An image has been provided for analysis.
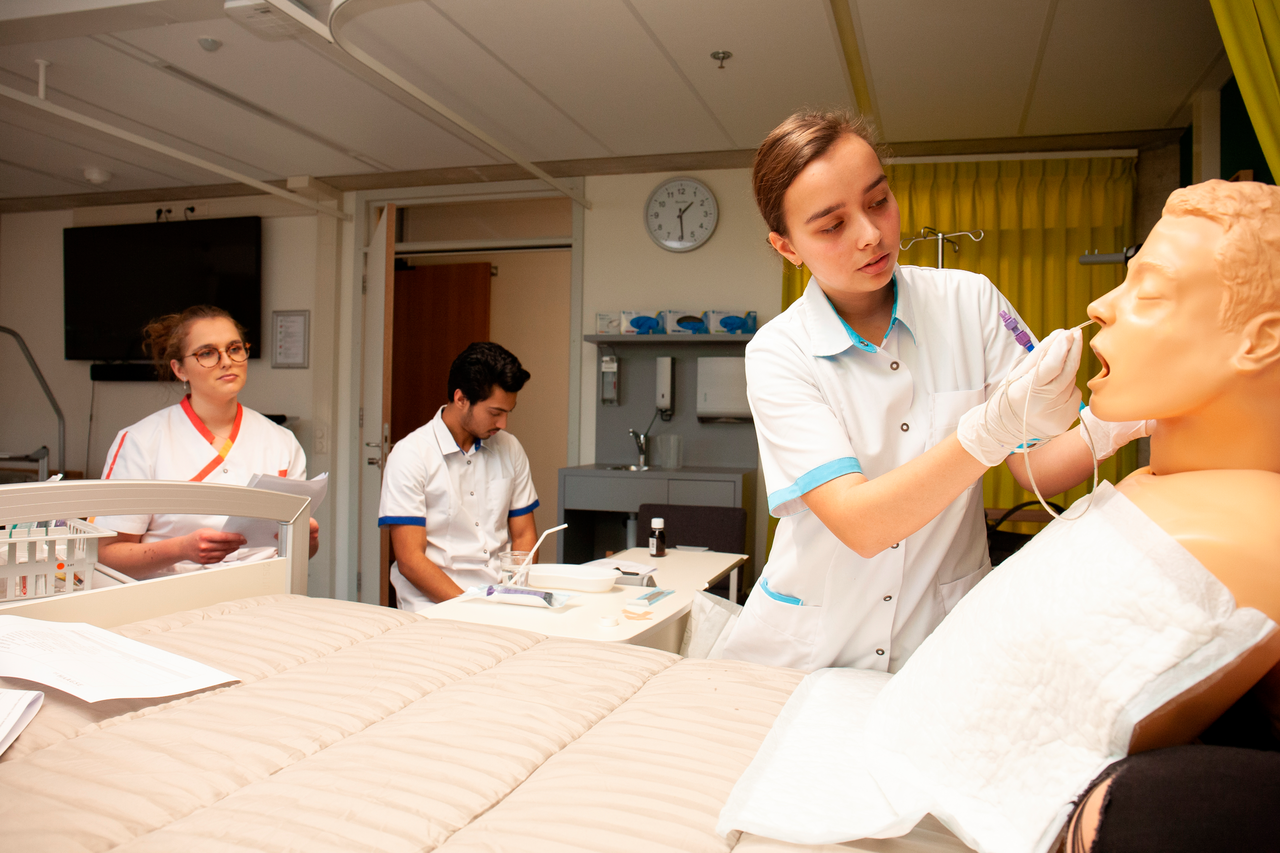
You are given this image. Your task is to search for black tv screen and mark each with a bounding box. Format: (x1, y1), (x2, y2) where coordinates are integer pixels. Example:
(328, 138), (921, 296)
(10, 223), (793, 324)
(63, 217), (262, 361)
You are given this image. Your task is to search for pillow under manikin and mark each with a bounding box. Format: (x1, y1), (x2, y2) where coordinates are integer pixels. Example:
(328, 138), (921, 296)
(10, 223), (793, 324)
(719, 481), (1275, 853)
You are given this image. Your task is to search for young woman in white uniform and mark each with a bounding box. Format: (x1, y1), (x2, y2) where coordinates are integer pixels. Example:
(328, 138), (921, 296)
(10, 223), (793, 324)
(721, 111), (1150, 672)
(96, 305), (320, 579)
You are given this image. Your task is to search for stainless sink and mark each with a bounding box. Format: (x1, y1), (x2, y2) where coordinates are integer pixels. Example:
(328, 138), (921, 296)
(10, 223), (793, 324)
(604, 465), (650, 471)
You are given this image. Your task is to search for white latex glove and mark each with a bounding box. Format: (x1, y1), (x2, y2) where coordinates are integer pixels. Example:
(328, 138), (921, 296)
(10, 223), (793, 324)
(957, 327), (1085, 466)
(1078, 406), (1154, 461)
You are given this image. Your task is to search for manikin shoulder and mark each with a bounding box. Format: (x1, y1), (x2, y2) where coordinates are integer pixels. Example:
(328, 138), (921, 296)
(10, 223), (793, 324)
(1116, 467), (1280, 620)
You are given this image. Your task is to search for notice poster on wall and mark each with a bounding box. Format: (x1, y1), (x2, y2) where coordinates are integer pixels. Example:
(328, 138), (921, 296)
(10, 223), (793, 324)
(272, 310), (309, 368)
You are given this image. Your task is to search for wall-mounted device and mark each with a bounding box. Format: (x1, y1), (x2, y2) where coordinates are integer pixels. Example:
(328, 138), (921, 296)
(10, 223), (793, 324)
(601, 354), (619, 405)
(696, 357), (751, 422)
(655, 356), (673, 420)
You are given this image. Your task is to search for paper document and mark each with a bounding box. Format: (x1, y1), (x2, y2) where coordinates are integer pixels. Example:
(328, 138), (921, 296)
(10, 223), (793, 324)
(0, 688), (43, 756)
(0, 616), (238, 703)
(221, 472), (327, 548)
(583, 558), (656, 576)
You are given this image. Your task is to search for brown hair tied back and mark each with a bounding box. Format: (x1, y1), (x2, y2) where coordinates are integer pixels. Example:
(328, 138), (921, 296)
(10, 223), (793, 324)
(142, 305), (246, 381)
(752, 108), (884, 237)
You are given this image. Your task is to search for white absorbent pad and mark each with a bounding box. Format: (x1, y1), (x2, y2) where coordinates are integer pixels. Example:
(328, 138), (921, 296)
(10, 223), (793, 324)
(719, 481), (1276, 853)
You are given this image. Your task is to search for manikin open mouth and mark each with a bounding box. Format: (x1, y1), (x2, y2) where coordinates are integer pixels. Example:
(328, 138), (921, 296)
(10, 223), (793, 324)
(1091, 347), (1110, 380)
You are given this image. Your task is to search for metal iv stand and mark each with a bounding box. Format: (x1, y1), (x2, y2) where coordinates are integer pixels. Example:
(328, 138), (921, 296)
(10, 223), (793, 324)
(0, 326), (65, 481)
(901, 227), (985, 268)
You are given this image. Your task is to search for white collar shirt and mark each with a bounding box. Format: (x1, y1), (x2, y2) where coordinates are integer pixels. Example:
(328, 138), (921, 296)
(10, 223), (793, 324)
(94, 400), (307, 577)
(378, 407), (538, 611)
(721, 265), (1033, 672)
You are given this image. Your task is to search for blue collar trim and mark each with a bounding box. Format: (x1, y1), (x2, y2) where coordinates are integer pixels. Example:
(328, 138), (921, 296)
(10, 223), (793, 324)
(827, 276), (900, 353)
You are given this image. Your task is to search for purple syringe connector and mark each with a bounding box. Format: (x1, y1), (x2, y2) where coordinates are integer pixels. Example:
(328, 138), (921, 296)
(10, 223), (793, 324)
(999, 309), (1035, 352)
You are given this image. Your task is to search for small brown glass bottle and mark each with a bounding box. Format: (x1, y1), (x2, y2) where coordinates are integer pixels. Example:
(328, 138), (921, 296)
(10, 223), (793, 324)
(649, 517), (666, 557)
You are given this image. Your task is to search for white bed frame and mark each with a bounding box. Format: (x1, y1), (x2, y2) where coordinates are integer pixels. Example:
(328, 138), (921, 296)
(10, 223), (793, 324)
(0, 480), (310, 628)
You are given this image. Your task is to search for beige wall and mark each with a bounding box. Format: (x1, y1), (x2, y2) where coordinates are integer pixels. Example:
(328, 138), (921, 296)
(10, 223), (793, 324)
(404, 249), (571, 560)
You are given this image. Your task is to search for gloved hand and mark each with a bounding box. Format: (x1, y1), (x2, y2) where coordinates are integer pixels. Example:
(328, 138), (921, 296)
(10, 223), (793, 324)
(957, 327), (1085, 467)
(1078, 406), (1154, 461)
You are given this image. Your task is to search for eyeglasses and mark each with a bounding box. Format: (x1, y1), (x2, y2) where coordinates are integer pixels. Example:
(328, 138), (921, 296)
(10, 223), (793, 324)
(184, 342), (250, 368)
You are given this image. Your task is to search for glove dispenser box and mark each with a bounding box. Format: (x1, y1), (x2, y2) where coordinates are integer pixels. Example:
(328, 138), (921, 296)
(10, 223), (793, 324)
(696, 357), (751, 423)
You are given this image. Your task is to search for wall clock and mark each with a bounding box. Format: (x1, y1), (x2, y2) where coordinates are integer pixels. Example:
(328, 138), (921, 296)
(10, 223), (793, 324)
(644, 177), (718, 252)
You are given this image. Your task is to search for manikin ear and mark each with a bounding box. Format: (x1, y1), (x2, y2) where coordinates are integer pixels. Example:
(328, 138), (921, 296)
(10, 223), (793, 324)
(768, 231), (804, 268)
(1232, 311), (1280, 374)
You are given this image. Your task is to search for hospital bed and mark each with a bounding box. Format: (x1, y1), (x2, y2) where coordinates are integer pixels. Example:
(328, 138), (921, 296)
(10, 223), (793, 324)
(0, 479), (971, 853)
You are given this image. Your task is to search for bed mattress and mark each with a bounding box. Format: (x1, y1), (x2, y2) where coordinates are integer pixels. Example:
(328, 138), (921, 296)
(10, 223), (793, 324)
(0, 594), (969, 853)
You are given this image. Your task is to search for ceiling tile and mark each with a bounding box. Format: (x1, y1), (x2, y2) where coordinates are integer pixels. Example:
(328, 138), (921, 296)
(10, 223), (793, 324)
(117, 17), (498, 172)
(630, 0), (851, 149)
(856, 0), (1050, 142)
(1024, 0), (1223, 135)
(427, 0), (736, 155)
(338, 2), (616, 162)
(0, 157), (89, 197)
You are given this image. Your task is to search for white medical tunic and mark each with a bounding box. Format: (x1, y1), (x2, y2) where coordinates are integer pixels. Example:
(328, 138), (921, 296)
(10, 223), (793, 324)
(721, 265), (1033, 673)
(378, 408), (539, 612)
(96, 397), (307, 577)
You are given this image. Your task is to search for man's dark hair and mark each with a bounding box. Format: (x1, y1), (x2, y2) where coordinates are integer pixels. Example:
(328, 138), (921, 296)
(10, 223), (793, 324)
(447, 342), (530, 404)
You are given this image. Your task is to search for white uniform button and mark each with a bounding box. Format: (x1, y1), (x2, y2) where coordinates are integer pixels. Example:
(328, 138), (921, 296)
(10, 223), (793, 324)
(470, 491), (474, 496)
(890, 361), (899, 370)
(891, 542), (900, 549)
(223, 468), (229, 473)
(474, 521), (479, 527)
(876, 649), (885, 656)
(467, 459), (471, 465)
(900, 423), (909, 432)
(884, 595), (892, 601)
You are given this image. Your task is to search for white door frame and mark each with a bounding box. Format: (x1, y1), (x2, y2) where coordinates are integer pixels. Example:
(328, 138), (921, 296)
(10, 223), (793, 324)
(334, 178), (585, 604)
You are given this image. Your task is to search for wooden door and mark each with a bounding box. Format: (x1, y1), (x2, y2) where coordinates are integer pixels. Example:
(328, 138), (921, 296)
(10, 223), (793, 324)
(388, 263), (492, 442)
(380, 261), (491, 605)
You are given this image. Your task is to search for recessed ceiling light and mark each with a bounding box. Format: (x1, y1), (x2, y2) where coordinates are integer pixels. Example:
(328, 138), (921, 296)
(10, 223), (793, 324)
(84, 167), (112, 185)
(198, 37), (223, 52)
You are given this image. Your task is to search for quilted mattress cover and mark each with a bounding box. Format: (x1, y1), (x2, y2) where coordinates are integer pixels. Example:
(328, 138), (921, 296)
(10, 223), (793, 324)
(0, 593), (817, 852)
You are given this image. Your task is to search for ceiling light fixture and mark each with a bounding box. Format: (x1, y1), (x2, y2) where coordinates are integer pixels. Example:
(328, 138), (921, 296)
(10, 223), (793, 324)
(83, 167), (112, 185)
(710, 50), (732, 69)
(198, 37), (223, 52)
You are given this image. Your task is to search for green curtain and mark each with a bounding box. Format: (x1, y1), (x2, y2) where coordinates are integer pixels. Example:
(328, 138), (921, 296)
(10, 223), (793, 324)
(768, 156), (1136, 555)
(1212, 0), (1280, 179)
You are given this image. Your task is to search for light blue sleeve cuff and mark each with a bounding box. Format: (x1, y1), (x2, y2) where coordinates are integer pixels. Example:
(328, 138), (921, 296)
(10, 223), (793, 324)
(767, 456), (863, 516)
(508, 499), (540, 518)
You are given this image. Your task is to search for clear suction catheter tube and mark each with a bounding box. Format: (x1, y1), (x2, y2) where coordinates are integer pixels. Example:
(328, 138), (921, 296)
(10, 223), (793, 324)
(998, 318), (1100, 521)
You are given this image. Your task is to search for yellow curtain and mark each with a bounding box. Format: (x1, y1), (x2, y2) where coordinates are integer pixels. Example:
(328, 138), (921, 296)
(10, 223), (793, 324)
(1212, 0), (1280, 179)
(888, 157), (1137, 515)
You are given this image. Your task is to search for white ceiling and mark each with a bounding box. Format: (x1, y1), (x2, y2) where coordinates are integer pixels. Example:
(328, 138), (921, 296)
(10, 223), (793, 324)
(0, 0), (1225, 201)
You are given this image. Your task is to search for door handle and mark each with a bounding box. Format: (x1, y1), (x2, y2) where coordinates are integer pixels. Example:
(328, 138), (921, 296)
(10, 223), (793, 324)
(367, 457), (381, 467)
(365, 442), (381, 447)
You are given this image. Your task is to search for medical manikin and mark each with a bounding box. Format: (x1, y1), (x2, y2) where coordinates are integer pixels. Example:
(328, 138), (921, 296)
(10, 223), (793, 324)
(1069, 179), (1280, 851)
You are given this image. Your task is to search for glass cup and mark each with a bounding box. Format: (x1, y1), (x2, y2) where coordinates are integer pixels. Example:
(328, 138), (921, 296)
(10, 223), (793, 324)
(499, 550), (533, 585)
(653, 434), (682, 469)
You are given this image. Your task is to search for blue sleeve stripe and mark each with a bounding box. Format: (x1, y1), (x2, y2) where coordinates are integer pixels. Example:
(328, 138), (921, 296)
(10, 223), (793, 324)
(507, 499), (540, 518)
(767, 457), (863, 512)
(378, 516), (426, 527)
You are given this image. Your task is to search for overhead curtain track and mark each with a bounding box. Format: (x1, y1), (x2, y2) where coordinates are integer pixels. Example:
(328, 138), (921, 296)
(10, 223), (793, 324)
(0, 81), (351, 221)
(271, 0), (590, 209)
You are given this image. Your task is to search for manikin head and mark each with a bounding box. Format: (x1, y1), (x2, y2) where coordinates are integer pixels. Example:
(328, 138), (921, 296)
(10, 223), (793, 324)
(444, 342), (530, 443)
(1087, 180), (1280, 473)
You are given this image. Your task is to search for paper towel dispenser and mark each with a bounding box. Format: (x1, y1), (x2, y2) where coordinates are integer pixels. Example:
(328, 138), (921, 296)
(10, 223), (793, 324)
(696, 357), (751, 422)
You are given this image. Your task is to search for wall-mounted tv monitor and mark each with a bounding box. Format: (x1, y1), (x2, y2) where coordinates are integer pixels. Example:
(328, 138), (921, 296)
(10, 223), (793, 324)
(63, 216), (262, 362)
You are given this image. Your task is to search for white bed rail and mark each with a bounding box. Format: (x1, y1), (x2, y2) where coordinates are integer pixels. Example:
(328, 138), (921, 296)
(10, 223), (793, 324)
(0, 480), (311, 595)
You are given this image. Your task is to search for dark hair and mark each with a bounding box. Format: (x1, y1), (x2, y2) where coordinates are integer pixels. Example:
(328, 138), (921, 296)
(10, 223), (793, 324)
(447, 342), (530, 404)
(141, 305), (247, 381)
(752, 108), (883, 236)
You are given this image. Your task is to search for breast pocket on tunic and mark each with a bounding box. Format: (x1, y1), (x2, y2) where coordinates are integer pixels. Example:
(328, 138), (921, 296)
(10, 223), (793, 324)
(726, 579), (824, 670)
(928, 389), (984, 449)
(486, 476), (513, 516)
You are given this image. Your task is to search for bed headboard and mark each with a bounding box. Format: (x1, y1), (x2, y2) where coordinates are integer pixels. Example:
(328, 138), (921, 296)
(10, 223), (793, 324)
(0, 479), (310, 596)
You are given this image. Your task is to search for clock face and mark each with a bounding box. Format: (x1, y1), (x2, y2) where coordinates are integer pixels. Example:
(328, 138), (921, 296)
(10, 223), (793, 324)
(645, 177), (718, 252)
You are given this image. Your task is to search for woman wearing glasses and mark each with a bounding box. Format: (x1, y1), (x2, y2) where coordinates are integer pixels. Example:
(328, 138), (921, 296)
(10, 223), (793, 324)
(96, 305), (319, 579)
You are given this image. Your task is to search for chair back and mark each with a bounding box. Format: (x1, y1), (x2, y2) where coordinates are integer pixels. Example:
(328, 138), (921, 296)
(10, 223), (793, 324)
(636, 503), (746, 555)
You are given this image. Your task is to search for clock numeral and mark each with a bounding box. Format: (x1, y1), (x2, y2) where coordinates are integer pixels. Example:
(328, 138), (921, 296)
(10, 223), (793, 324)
(658, 200), (666, 208)
(651, 212), (659, 219)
